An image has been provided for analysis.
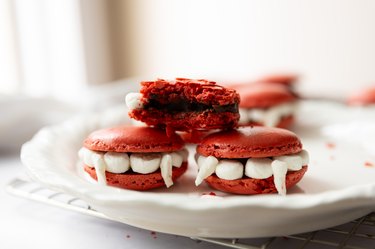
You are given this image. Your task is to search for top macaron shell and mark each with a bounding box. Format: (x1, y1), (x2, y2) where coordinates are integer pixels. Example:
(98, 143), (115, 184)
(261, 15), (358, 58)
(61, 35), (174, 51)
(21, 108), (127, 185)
(140, 78), (240, 106)
(197, 126), (302, 158)
(232, 83), (296, 108)
(255, 74), (298, 86)
(84, 126), (184, 153)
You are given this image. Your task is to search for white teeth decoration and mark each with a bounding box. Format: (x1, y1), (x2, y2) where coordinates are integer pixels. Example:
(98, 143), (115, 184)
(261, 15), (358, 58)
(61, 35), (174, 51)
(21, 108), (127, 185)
(178, 148), (189, 162)
(298, 150), (310, 165)
(194, 149), (309, 195)
(170, 152), (183, 167)
(215, 160), (243, 180)
(196, 155), (206, 169)
(104, 152), (130, 173)
(239, 108), (249, 124)
(160, 154), (173, 188)
(125, 93), (144, 110)
(195, 156), (219, 186)
(130, 153), (161, 174)
(264, 109), (281, 127)
(239, 102), (296, 126)
(80, 148), (188, 187)
(79, 148), (107, 185)
(91, 152), (107, 185)
(273, 154), (303, 171)
(245, 158), (273, 179)
(271, 160), (288, 196)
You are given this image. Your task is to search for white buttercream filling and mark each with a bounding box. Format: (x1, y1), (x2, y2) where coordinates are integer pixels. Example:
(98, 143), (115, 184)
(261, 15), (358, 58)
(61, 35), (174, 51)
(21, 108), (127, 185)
(195, 149), (309, 195)
(125, 93), (144, 110)
(239, 102), (296, 127)
(79, 147), (188, 188)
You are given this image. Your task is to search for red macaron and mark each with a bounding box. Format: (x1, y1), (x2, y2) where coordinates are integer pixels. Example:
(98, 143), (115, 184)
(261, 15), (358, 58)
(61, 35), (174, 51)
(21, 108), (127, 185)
(80, 126), (188, 190)
(231, 83), (297, 128)
(347, 86), (375, 106)
(195, 126), (308, 195)
(126, 78), (240, 132)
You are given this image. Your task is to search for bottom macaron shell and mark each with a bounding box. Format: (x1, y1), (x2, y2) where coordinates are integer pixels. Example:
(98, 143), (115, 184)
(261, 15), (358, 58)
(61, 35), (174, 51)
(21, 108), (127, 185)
(204, 166), (307, 195)
(84, 162), (188, 190)
(241, 115), (294, 129)
(130, 109), (240, 131)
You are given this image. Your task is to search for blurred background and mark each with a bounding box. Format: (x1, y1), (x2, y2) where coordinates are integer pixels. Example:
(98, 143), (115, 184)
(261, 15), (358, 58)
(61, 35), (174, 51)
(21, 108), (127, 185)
(1, 0), (375, 152)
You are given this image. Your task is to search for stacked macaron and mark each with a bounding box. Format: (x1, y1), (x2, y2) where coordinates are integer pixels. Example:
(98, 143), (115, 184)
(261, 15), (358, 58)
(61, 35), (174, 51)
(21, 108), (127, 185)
(81, 78), (241, 191)
(80, 77), (309, 195)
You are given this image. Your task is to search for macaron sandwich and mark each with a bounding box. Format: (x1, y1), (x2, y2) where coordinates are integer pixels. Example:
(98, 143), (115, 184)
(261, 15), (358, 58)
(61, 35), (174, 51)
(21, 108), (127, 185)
(232, 83), (297, 128)
(125, 78), (240, 131)
(195, 126), (309, 195)
(80, 126), (188, 190)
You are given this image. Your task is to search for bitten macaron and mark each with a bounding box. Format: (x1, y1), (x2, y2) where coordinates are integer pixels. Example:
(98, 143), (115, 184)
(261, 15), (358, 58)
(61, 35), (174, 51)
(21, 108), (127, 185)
(232, 83), (297, 128)
(79, 126), (188, 190)
(125, 78), (240, 131)
(195, 126), (309, 195)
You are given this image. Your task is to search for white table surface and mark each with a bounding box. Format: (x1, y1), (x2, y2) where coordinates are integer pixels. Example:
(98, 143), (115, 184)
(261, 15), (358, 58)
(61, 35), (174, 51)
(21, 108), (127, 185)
(0, 155), (225, 249)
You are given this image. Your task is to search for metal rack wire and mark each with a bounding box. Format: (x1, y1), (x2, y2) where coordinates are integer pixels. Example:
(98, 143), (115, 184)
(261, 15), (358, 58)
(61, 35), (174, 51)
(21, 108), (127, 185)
(5, 178), (375, 249)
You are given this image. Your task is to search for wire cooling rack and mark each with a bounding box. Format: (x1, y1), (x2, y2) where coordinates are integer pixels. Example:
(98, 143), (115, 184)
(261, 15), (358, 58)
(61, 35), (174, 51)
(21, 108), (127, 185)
(5, 178), (375, 249)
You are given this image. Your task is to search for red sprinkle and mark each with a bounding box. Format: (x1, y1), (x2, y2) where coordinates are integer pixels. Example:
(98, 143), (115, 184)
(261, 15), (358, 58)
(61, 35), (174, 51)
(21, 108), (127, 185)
(326, 142), (336, 149)
(202, 192), (217, 196)
(150, 231), (157, 239)
(364, 161), (374, 167)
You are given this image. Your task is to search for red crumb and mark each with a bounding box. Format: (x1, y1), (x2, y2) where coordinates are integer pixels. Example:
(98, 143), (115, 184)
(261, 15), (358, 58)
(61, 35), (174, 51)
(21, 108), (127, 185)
(364, 161), (374, 167)
(150, 231), (157, 239)
(202, 192), (217, 196)
(326, 142), (336, 149)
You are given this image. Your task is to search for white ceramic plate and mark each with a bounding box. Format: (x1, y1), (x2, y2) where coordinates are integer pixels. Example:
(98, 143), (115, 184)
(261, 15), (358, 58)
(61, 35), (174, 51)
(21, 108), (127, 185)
(21, 101), (375, 238)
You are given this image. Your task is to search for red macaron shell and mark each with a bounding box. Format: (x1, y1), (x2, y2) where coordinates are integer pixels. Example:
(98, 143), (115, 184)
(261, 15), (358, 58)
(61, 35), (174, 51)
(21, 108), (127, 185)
(205, 166), (307, 195)
(130, 109), (240, 131)
(140, 78), (240, 106)
(347, 86), (375, 106)
(255, 74), (298, 86)
(84, 162), (188, 190)
(233, 83), (296, 108)
(83, 126), (184, 153)
(197, 126), (302, 158)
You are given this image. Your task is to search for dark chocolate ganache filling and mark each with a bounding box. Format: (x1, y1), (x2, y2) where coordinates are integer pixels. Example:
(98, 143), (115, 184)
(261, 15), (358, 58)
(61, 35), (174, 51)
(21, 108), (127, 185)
(144, 97), (238, 113)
